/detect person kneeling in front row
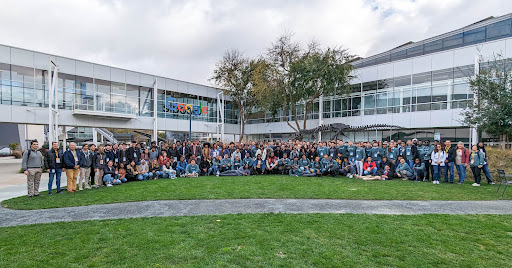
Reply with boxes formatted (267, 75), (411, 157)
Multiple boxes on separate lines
(103, 160), (122, 187)
(185, 159), (200, 177)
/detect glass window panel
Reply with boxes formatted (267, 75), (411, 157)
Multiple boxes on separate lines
(12, 86), (23, 102)
(11, 65), (33, 83)
(431, 102), (447, 110)
(376, 93), (387, 107)
(111, 82), (126, 95)
(432, 68), (453, 82)
(323, 100), (331, 112)
(451, 100), (468, 109)
(424, 39), (443, 54)
(402, 90), (412, 105)
(0, 63), (10, 85)
(333, 99), (341, 111)
(362, 81), (377, 92)
(390, 49), (407, 61)
(454, 65), (475, 78)
(126, 84), (139, 97)
(394, 76), (411, 87)
(414, 103), (431, 111)
(452, 83), (469, 100)
(342, 98), (349, 110)
(414, 87), (431, 104)
(351, 97), (361, 110)
(412, 72), (431, 85)
(364, 94), (375, 108)
(95, 79), (110, 94)
(486, 19), (512, 41)
(463, 27), (486, 45)
(406, 45), (423, 58)
(1, 84), (10, 103)
(376, 108), (387, 114)
(390, 91), (400, 106)
(443, 33), (463, 49)
(432, 85), (448, 102)
(364, 109), (375, 115)
(377, 78), (393, 89)
(350, 84), (361, 93)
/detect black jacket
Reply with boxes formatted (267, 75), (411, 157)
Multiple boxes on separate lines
(127, 147), (141, 163)
(446, 145), (457, 162)
(44, 149), (63, 170)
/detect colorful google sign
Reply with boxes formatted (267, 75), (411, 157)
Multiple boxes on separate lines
(164, 97), (208, 116)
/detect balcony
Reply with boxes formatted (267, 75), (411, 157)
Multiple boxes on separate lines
(72, 95), (137, 119)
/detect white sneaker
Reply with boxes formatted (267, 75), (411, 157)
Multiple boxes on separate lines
(85, 186), (92, 190)
(349, 174), (353, 178)
(107, 184), (113, 187)
(472, 183), (480, 187)
(433, 181), (436, 184)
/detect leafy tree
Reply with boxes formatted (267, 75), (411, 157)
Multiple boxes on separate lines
(462, 55), (512, 148)
(211, 49), (257, 142)
(252, 33), (356, 132)
(8, 142), (19, 153)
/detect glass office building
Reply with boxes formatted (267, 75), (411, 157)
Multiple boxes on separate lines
(245, 13), (512, 142)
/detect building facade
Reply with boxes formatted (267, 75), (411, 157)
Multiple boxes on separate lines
(245, 13), (512, 143)
(0, 13), (511, 145)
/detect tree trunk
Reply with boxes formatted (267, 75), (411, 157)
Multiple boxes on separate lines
(291, 102), (300, 131)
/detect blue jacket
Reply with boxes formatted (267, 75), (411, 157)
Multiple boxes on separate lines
(63, 149), (83, 169)
(253, 159), (265, 169)
(177, 160), (188, 170)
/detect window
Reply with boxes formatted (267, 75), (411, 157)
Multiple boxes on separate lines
(412, 72), (431, 85)
(394, 75), (411, 87)
(452, 83), (469, 100)
(377, 79), (393, 90)
(431, 85), (448, 102)
(463, 27), (486, 45)
(374, 54), (391, 65)
(424, 39), (443, 54)
(406, 45), (423, 58)
(443, 33), (463, 49)
(432, 68), (453, 82)
(362, 81), (377, 92)
(414, 87), (431, 104)
(454, 65), (474, 79)
(364, 94), (375, 115)
(350, 84), (361, 93)
(486, 19), (512, 41)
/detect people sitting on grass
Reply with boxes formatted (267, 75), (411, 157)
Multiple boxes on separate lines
(150, 159), (162, 179)
(396, 158), (414, 180)
(185, 159), (200, 177)
(339, 157), (356, 178)
(253, 154), (265, 175)
(137, 160), (152, 180)
(103, 160), (122, 186)
(363, 156), (377, 176)
(162, 162), (177, 179)
(176, 156), (188, 176)
(412, 158), (425, 182)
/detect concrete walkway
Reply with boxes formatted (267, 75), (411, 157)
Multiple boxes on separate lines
(1, 199), (512, 227)
(0, 157), (67, 201)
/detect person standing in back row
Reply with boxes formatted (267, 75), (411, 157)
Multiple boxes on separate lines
(44, 141), (63, 195)
(63, 142), (82, 193)
(22, 140), (43, 198)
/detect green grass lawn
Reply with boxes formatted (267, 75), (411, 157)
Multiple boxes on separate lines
(1, 213), (511, 267)
(2, 175), (505, 210)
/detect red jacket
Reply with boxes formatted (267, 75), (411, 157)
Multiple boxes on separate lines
(363, 161), (377, 171)
(458, 148), (471, 164)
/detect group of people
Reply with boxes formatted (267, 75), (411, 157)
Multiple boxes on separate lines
(21, 137), (495, 197)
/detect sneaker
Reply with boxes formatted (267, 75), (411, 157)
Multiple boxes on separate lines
(489, 182), (495, 185)
(106, 184), (113, 187)
(92, 185), (99, 188)
(457, 182), (463, 184)
(348, 174), (353, 179)
(34, 194), (40, 197)
(472, 183), (480, 187)
(48, 193), (52, 196)
(85, 186), (92, 190)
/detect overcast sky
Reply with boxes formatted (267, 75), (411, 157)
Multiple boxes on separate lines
(1, 0), (511, 85)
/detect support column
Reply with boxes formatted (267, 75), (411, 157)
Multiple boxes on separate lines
(471, 55), (480, 145)
(152, 79), (158, 142)
(318, 96), (323, 142)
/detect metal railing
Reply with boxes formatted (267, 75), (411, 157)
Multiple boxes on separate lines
(72, 97), (137, 115)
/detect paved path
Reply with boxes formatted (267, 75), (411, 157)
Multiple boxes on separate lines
(1, 199), (512, 227)
(0, 157), (67, 202)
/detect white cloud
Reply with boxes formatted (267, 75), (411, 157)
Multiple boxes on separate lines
(0, 0), (511, 85)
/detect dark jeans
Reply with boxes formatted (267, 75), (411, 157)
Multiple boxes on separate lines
(48, 168), (62, 194)
(423, 160), (432, 181)
(413, 169), (425, 181)
(471, 166), (482, 184)
(444, 162), (455, 182)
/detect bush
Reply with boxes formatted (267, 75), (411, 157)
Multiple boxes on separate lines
(12, 150), (23, 159)
(8, 143), (19, 152)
